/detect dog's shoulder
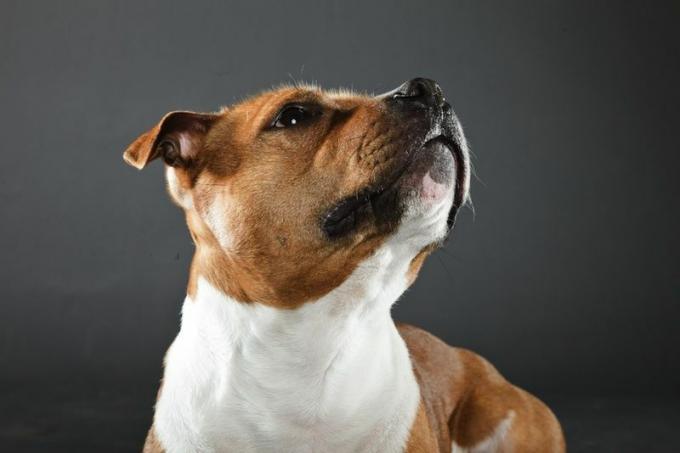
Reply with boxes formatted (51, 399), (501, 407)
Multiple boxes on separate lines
(396, 322), (467, 451)
(396, 321), (507, 395)
(397, 322), (459, 381)
(396, 322), (481, 388)
(397, 322), (565, 452)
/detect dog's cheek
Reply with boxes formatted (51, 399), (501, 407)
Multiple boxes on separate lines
(188, 184), (243, 253)
(202, 192), (239, 251)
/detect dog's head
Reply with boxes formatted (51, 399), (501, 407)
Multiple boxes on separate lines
(124, 79), (469, 307)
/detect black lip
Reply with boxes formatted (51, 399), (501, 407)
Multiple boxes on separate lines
(321, 188), (374, 239)
(440, 106), (468, 233)
(322, 133), (459, 240)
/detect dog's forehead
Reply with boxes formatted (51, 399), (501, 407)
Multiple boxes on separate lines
(225, 85), (372, 114)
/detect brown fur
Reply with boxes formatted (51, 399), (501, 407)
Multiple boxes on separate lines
(399, 324), (566, 452)
(405, 401), (440, 452)
(407, 244), (437, 286)
(142, 426), (164, 453)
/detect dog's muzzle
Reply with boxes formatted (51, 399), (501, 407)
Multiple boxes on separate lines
(322, 78), (469, 239)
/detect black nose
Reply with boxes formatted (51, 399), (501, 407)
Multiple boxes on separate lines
(390, 78), (444, 108)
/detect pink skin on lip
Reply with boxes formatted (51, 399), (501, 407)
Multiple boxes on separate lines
(419, 172), (449, 203)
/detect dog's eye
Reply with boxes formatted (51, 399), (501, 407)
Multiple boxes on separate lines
(271, 105), (315, 128)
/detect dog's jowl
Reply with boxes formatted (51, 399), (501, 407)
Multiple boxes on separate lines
(124, 79), (565, 453)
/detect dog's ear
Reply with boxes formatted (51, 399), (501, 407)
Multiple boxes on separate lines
(123, 111), (219, 170)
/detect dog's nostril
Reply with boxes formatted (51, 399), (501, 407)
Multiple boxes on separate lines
(393, 79), (428, 100)
(409, 80), (428, 98)
(389, 78), (444, 108)
(391, 90), (410, 100)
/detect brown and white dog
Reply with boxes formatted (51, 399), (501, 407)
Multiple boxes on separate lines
(124, 79), (565, 453)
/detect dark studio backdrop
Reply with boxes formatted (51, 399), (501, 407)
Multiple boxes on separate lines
(1, 0), (679, 451)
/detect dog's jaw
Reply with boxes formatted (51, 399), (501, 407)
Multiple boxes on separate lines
(393, 136), (458, 235)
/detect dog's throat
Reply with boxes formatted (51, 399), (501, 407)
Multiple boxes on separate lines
(160, 276), (421, 451)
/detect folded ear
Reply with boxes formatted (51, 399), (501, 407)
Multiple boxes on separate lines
(123, 111), (219, 170)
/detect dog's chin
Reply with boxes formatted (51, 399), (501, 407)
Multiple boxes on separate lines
(398, 138), (456, 209)
(391, 137), (456, 243)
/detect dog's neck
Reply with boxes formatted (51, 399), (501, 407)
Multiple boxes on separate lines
(155, 237), (423, 452)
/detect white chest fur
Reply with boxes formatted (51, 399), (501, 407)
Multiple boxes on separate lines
(153, 237), (429, 453)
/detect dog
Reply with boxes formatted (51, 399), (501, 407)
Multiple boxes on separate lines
(124, 78), (565, 452)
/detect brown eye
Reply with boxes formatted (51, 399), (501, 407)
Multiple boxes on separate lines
(272, 105), (316, 128)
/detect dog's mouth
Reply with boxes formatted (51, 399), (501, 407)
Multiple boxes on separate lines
(322, 131), (466, 240)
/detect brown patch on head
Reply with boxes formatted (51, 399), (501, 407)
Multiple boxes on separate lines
(123, 84), (449, 307)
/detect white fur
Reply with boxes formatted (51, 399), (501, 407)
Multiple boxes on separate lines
(167, 170), (239, 251)
(451, 411), (515, 453)
(203, 193), (236, 250)
(154, 173), (456, 452)
(165, 167), (193, 209)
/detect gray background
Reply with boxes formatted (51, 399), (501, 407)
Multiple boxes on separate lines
(1, 0), (679, 449)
